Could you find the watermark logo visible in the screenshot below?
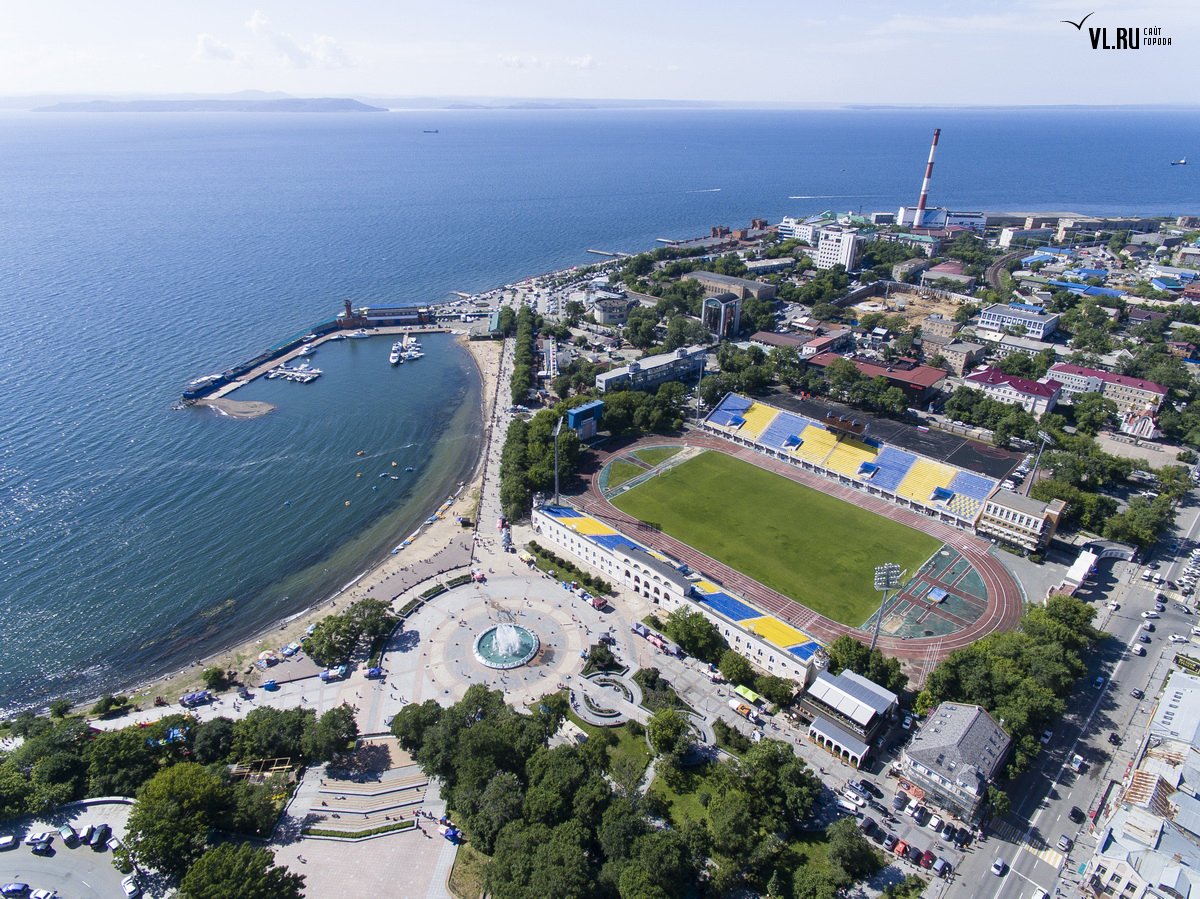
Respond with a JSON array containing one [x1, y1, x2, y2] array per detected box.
[[1060, 12, 1173, 47]]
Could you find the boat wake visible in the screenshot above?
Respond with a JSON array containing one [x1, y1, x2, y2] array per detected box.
[[685, 188, 721, 193], [788, 194, 880, 199]]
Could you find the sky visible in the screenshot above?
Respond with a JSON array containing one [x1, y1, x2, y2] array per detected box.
[[1, 0, 1195, 105]]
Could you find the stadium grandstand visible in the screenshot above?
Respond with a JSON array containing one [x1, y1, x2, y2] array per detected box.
[[703, 393, 1000, 527], [533, 505, 827, 683]]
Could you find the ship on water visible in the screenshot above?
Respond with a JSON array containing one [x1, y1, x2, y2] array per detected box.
[[389, 342, 404, 365], [1172, 157, 1187, 165]]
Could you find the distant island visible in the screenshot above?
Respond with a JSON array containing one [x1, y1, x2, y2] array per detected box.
[[33, 97, 387, 113]]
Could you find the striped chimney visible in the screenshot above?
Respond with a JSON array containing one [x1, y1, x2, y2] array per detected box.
[[914, 128, 940, 228]]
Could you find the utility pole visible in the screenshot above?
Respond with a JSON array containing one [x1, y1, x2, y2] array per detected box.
[[871, 564, 903, 652], [1027, 430, 1054, 496]]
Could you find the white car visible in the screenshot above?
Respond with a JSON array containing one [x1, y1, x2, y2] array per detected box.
[[0, 836, 14, 851], [31, 890, 58, 899], [23, 832, 51, 846], [121, 876, 141, 898], [1108, 602, 1120, 611], [991, 858, 1007, 876], [1170, 634, 1189, 643], [928, 814, 943, 832], [1142, 611, 1160, 619], [902, 714, 913, 730], [1132, 645, 1146, 656]]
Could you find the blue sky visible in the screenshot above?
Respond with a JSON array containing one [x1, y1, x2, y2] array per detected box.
[[1, 0, 1194, 104]]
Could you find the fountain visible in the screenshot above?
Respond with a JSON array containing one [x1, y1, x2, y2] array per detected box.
[[473, 622, 540, 669]]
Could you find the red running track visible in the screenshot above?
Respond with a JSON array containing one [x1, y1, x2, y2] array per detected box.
[[579, 432, 1024, 670]]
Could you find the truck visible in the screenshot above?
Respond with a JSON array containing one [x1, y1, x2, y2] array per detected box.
[[1069, 753, 1085, 773], [728, 699, 760, 723], [320, 665, 348, 682]]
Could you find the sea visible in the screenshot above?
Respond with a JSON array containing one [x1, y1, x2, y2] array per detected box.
[[1, 106, 1197, 714]]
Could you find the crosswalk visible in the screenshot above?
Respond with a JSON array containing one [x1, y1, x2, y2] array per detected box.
[[989, 819, 1066, 868]]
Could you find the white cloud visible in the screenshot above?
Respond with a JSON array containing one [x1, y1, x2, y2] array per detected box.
[[566, 54, 595, 69], [193, 33, 235, 62], [241, 11, 351, 69], [244, 11, 270, 34], [500, 54, 543, 69]]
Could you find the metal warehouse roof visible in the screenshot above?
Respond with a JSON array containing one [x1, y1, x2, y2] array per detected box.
[[805, 669, 896, 727]]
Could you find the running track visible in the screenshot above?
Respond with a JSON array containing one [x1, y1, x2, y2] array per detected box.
[[577, 432, 1024, 669]]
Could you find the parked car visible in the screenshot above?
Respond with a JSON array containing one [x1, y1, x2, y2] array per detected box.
[[1040, 729, 1053, 744], [894, 839, 909, 857], [883, 833, 898, 851], [1093, 676, 1106, 688], [892, 795, 908, 811], [1138, 634, 1152, 644], [928, 814, 943, 832], [90, 823, 110, 848], [1131, 688, 1145, 699], [1133, 645, 1146, 655], [920, 849, 937, 868], [121, 876, 141, 899], [1057, 834, 1073, 851], [1171, 634, 1189, 643], [902, 714, 913, 730], [1, 885, 29, 898], [57, 824, 76, 844], [907, 845, 923, 864], [1069, 754, 1085, 773], [22, 833, 51, 847], [30, 890, 56, 899], [859, 816, 876, 833], [931, 857, 951, 878]]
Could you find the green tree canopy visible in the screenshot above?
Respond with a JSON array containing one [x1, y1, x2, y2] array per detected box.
[[179, 843, 304, 899]]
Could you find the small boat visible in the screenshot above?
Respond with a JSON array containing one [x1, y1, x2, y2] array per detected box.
[[404, 467, 414, 472], [1172, 158, 1187, 165], [329, 332, 347, 340], [348, 328, 370, 339], [424, 129, 439, 134], [390, 475, 400, 480], [389, 342, 403, 365], [297, 343, 317, 356]]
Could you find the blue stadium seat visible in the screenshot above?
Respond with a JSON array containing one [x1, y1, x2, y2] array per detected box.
[[694, 590, 758, 621], [869, 447, 918, 492], [760, 411, 813, 449], [948, 470, 997, 501], [707, 393, 755, 428]]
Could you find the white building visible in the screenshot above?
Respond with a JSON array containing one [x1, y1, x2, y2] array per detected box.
[[1047, 363, 1168, 412], [963, 366, 1062, 416], [977, 303, 1061, 340], [778, 215, 834, 245], [594, 345, 707, 393], [532, 505, 825, 684], [815, 226, 862, 271]]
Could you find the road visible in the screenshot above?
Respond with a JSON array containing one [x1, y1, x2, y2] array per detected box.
[[951, 545, 1198, 898]]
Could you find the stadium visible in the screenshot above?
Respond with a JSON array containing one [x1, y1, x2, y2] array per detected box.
[[552, 393, 1027, 678]]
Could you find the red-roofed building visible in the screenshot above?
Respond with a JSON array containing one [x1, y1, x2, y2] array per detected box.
[[1047, 363, 1167, 412], [807, 353, 946, 404], [964, 366, 1062, 416]]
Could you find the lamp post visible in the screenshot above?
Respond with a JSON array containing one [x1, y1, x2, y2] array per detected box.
[[871, 563, 903, 652]]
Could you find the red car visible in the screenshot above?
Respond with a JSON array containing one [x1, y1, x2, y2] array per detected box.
[[921, 850, 937, 868], [894, 840, 909, 857]]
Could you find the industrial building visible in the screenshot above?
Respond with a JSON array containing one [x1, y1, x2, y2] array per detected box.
[[685, 271, 777, 301]]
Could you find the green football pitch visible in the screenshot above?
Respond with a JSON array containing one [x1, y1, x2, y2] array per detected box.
[[610, 450, 941, 627]]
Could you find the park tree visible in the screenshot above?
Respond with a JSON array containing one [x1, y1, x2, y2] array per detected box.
[[457, 770, 524, 855], [646, 708, 690, 758], [663, 314, 710, 351], [1072, 392, 1118, 436], [718, 649, 755, 687], [49, 699, 72, 718], [706, 790, 757, 857], [825, 635, 908, 694], [202, 666, 229, 692], [661, 607, 727, 663], [523, 746, 588, 827], [303, 703, 358, 762], [827, 816, 882, 881], [126, 762, 228, 879], [86, 728, 156, 797], [179, 843, 304, 899], [191, 717, 236, 765], [230, 706, 314, 762], [792, 868, 839, 899], [624, 307, 661, 349]]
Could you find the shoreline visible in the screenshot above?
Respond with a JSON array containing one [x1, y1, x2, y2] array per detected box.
[[82, 335, 504, 713]]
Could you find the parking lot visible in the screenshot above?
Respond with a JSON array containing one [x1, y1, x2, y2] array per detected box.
[[0, 804, 137, 899]]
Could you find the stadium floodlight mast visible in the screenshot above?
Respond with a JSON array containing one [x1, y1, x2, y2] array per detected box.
[[870, 563, 904, 652], [1027, 429, 1055, 496], [553, 416, 564, 506]]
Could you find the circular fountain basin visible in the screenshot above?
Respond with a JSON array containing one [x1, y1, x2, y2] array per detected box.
[[473, 623, 540, 669]]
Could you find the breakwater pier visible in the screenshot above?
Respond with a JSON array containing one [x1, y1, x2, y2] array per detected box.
[[182, 300, 457, 404]]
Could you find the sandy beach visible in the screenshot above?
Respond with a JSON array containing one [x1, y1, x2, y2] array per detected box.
[[109, 334, 505, 709]]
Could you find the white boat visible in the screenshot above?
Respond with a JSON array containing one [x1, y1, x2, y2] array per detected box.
[[348, 329, 371, 339], [297, 343, 317, 356], [389, 342, 403, 365], [404, 350, 424, 360]]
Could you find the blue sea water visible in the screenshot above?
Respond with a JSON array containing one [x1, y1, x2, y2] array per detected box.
[[1, 106, 1197, 713]]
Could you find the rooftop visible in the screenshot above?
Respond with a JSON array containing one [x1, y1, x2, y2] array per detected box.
[[1048, 363, 1167, 396], [906, 702, 1010, 792], [965, 366, 1061, 399], [805, 669, 897, 727], [987, 488, 1057, 517]]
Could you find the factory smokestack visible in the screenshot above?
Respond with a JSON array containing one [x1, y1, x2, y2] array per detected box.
[[914, 128, 940, 229]]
